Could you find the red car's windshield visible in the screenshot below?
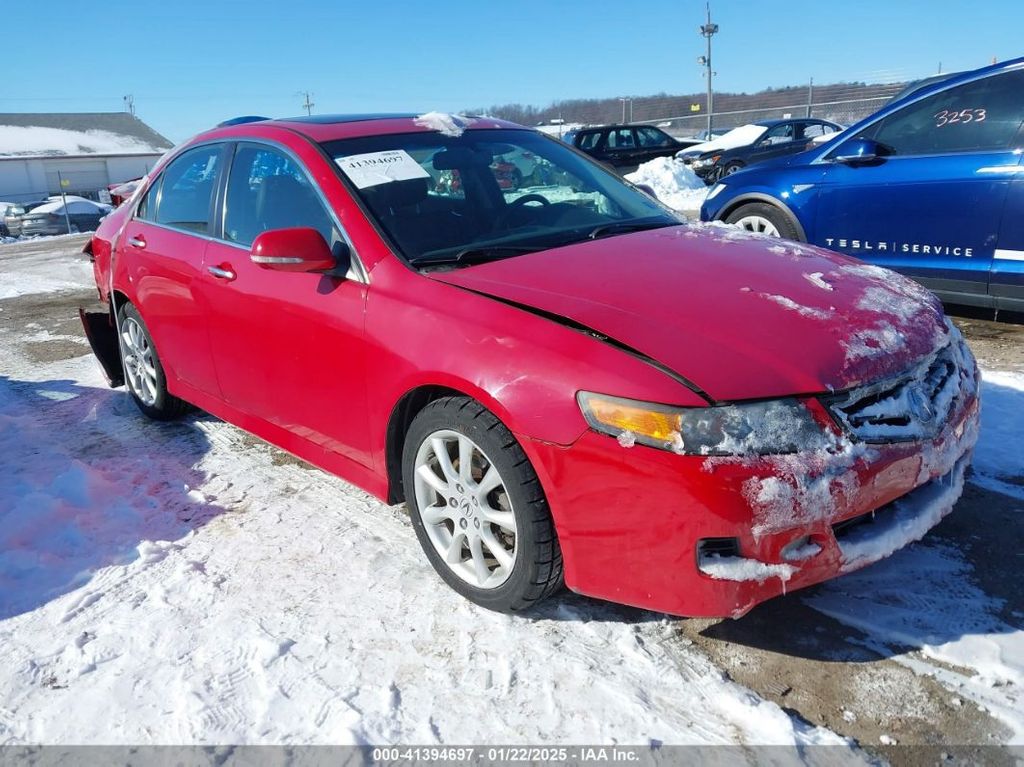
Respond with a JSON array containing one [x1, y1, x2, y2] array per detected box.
[[321, 128, 678, 267]]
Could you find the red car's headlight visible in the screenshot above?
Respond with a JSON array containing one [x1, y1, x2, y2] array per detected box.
[[577, 391, 832, 455]]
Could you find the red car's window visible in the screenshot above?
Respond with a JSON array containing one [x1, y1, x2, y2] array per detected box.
[[152, 145, 223, 234], [223, 144, 337, 248], [322, 129, 676, 267]]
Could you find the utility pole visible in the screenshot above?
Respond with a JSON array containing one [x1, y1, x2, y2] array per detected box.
[[806, 77, 814, 118], [56, 171, 73, 235], [123, 94, 135, 116], [698, 3, 719, 136], [619, 97, 627, 124], [301, 91, 315, 116]]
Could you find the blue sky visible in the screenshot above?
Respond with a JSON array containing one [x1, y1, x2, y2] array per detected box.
[[3, 0, 1020, 142]]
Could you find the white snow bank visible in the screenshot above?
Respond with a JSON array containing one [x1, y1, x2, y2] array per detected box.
[[0, 126, 165, 157], [414, 112, 476, 137], [679, 124, 768, 156], [625, 157, 709, 211], [971, 370, 1024, 499], [698, 554, 797, 584]]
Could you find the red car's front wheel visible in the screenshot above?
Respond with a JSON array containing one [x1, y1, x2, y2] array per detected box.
[[403, 396, 563, 613]]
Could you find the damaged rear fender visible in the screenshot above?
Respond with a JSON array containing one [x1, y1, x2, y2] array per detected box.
[[79, 305, 124, 388]]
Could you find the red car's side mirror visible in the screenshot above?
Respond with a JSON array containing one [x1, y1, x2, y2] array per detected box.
[[250, 227, 336, 273]]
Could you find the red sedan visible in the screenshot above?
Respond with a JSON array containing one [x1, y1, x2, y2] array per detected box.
[[81, 113, 980, 618]]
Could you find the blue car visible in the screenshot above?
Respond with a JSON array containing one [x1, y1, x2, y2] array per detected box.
[[701, 57, 1024, 313]]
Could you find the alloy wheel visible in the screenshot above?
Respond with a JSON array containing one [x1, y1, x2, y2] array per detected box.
[[120, 317, 158, 406], [733, 215, 780, 237], [413, 429, 517, 589]]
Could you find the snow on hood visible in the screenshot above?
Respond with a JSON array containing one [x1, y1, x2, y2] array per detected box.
[[624, 157, 708, 211], [0, 126, 166, 157], [677, 123, 768, 156], [414, 112, 476, 137], [432, 224, 950, 402]]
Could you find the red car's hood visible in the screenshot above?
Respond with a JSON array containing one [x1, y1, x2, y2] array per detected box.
[[431, 225, 950, 402]]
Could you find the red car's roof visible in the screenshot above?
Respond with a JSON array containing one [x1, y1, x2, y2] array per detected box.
[[226, 113, 528, 143]]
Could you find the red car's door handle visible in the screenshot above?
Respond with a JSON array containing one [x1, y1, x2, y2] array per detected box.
[[128, 235, 146, 249], [207, 264, 236, 281]]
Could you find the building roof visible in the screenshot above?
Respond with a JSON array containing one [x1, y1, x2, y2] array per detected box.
[[0, 112, 173, 159]]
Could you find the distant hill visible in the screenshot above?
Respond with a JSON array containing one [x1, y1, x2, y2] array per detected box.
[[474, 80, 909, 133]]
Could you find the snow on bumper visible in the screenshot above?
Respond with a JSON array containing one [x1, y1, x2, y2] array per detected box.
[[521, 368, 980, 619]]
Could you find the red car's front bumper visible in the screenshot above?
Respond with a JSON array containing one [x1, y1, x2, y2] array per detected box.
[[522, 392, 980, 618]]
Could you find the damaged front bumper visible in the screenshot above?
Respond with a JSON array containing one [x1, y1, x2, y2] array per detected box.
[[521, 384, 980, 619]]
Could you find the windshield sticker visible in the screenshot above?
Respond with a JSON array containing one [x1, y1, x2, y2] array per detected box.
[[335, 150, 430, 189]]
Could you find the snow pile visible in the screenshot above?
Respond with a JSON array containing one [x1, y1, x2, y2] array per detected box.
[[971, 370, 1024, 499], [698, 554, 797, 584], [624, 157, 708, 211], [414, 112, 476, 137], [0, 126, 166, 157]]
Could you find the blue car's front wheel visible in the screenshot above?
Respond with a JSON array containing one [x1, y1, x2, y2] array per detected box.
[[724, 202, 801, 241]]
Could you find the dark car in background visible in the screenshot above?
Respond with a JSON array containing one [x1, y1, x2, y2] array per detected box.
[[685, 118, 843, 182], [19, 197, 111, 236], [564, 124, 702, 173]]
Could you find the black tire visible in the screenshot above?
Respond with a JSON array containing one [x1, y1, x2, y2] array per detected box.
[[402, 396, 563, 613], [116, 302, 190, 420], [721, 161, 745, 178], [724, 201, 802, 240]]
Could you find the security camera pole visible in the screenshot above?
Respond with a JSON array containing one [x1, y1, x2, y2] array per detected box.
[[698, 3, 719, 136]]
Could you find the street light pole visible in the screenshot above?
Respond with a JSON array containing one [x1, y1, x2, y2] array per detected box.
[[699, 3, 719, 136]]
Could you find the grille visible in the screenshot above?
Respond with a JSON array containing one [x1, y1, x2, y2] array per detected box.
[[828, 342, 968, 443]]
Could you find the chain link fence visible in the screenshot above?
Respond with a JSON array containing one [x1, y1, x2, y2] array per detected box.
[[646, 95, 901, 138], [526, 81, 913, 139]]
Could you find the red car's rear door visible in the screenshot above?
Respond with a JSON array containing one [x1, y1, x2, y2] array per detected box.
[[200, 142, 374, 468], [120, 143, 227, 398]]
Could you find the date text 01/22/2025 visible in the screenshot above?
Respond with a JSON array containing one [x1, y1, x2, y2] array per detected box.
[[371, 746, 643, 762]]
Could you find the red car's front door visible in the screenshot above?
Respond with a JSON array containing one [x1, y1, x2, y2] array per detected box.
[[200, 142, 374, 469], [121, 143, 227, 398]]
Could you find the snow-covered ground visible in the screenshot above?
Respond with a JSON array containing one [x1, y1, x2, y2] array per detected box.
[[625, 158, 709, 213], [1, 237, 1021, 749], [0, 239, 850, 748], [805, 369, 1024, 742]]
